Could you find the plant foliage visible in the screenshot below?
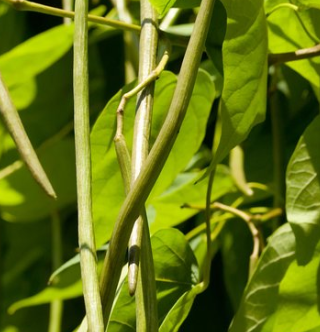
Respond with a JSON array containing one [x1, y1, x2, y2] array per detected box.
[[0, 0, 320, 331]]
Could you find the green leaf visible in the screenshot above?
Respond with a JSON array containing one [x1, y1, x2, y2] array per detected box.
[[108, 228, 199, 331], [91, 70, 214, 248], [296, 0, 320, 10], [272, 247, 320, 332], [159, 285, 201, 332], [0, 139, 77, 222], [208, 0, 268, 166], [266, 0, 320, 89], [148, 0, 176, 17], [229, 224, 296, 332], [148, 0, 200, 17], [286, 115, 320, 264], [0, 24, 74, 88]]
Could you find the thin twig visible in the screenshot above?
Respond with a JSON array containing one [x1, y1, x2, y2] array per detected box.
[[212, 202, 261, 277], [1, 0, 141, 32], [269, 44, 320, 65]]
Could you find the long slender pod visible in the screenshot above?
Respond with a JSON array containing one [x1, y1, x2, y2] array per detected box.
[[0, 72, 56, 198], [99, 0, 215, 326], [73, 0, 104, 330]]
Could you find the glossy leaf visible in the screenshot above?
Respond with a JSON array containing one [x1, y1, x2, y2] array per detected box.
[[159, 286, 201, 332], [266, 0, 320, 89], [91, 70, 214, 247], [229, 224, 296, 332], [273, 247, 320, 332], [107, 228, 199, 331], [286, 115, 320, 264], [0, 24, 74, 88], [207, 0, 268, 165]]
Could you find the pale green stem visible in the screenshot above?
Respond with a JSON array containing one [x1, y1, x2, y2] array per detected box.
[[1, 0, 141, 32], [1, 0, 191, 47], [159, 7, 181, 30], [0, 72, 56, 198], [130, 0, 159, 330], [73, 0, 103, 330], [116, 0, 139, 82], [0, 121, 73, 180], [62, 0, 72, 24], [212, 202, 260, 278], [98, 0, 215, 326], [48, 211, 63, 332], [201, 169, 215, 291], [267, 3, 299, 17], [270, 67, 285, 228], [114, 44, 169, 298], [229, 145, 253, 196]]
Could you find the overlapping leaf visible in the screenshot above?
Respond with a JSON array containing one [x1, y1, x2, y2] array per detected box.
[[229, 224, 296, 332], [91, 70, 215, 248], [108, 228, 199, 331], [266, 0, 320, 89], [207, 0, 268, 167], [272, 247, 320, 332], [0, 24, 74, 89], [286, 115, 320, 264]]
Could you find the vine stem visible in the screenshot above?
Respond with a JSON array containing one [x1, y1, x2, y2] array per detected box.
[[98, 0, 215, 326], [212, 202, 261, 277], [269, 44, 320, 65], [129, 0, 159, 330], [73, 0, 104, 330], [0, 72, 56, 198], [1, 0, 141, 32]]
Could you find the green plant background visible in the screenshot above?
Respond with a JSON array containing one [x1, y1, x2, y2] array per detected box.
[[0, 0, 320, 331]]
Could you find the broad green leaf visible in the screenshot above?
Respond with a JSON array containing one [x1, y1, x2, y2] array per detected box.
[[108, 228, 199, 330], [286, 115, 320, 264], [229, 224, 296, 332], [0, 139, 77, 222], [0, 24, 74, 88], [91, 70, 214, 247], [9, 79, 37, 110], [159, 285, 201, 332], [273, 247, 320, 332], [208, 0, 268, 167], [266, 0, 320, 89]]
